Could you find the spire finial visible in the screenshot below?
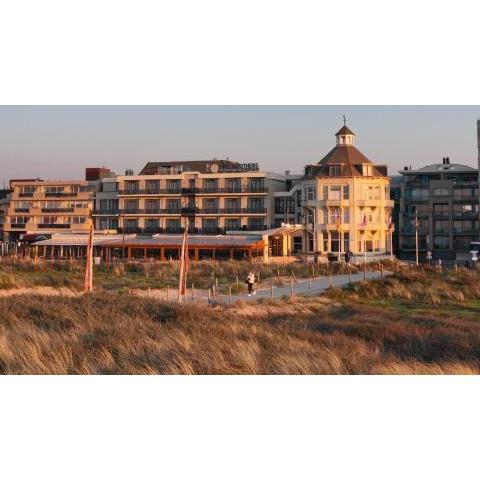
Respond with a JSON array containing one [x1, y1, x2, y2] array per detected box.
[[342, 114, 347, 126]]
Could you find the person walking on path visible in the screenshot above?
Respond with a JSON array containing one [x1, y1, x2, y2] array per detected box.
[[246, 271, 256, 296]]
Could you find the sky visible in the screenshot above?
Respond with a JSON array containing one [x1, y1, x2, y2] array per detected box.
[[0, 105, 479, 186]]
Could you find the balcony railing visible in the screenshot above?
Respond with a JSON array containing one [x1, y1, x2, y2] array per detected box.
[[44, 192, 79, 198], [14, 208, 30, 213], [41, 208, 75, 213], [93, 209, 120, 215], [118, 189, 181, 195], [37, 223, 71, 229], [18, 193, 34, 198], [10, 223, 26, 229], [117, 187, 268, 195]]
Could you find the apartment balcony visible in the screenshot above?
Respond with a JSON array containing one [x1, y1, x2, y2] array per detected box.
[[37, 223, 71, 229], [44, 192, 79, 198], [18, 193, 34, 198], [14, 208, 30, 213], [41, 208, 75, 213], [118, 189, 182, 195], [453, 229, 479, 235], [181, 207, 198, 215], [9, 223, 26, 229], [453, 212, 479, 219], [433, 212, 450, 219], [93, 209, 120, 215]]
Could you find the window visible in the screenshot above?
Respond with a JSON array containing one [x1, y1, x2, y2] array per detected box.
[[248, 178, 265, 192], [145, 180, 159, 192], [286, 197, 296, 214], [247, 218, 264, 230], [124, 200, 138, 212], [42, 216, 58, 224], [453, 204, 477, 214], [434, 236, 449, 249], [453, 220, 478, 232], [362, 165, 372, 176], [10, 216, 29, 225], [166, 199, 180, 212], [275, 197, 285, 214], [203, 179, 218, 192], [329, 165, 341, 176], [203, 198, 218, 212], [432, 187, 449, 196], [328, 208, 341, 224], [411, 188, 429, 200], [343, 185, 349, 200], [322, 186, 328, 200], [248, 197, 265, 212], [225, 178, 241, 192], [166, 179, 180, 192], [225, 198, 241, 213], [19, 185, 36, 195], [44, 186, 65, 194], [307, 186, 316, 200], [124, 181, 139, 192], [225, 218, 241, 231], [202, 218, 218, 233], [434, 220, 449, 232], [329, 186, 342, 200], [166, 219, 181, 232], [343, 209, 350, 223], [68, 216, 87, 224]]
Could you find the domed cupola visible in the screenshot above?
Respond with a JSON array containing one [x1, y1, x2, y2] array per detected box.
[[335, 118, 355, 146]]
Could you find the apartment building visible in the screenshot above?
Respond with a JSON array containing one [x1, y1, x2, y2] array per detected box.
[[398, 158, 480, 262], [273, 125, 393, 256], [93, 159, 287, 235], [1, 178, 96, 242]]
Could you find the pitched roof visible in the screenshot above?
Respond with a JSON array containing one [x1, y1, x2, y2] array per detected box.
[[335, 125, 355, 136], [307, 144, 386, 178]]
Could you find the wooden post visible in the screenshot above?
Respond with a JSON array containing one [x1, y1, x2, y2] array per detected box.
[[290, 278, 293, 297], [208, 288, 211, 303], [84, 224, 94, 294], [166, 284, 170, 301], [236, 275, 239, 287], [349, 266, 352, 283], [309, 276, 312, 289], [229, 285, 232, 304], [380, 264, 384, 277], [271, 283, 274, 298], [329, 274, 333, 287], [191, 281, 194, 300]]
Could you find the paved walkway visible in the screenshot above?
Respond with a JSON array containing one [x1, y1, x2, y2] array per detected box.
[[207, 270, 391, 304]]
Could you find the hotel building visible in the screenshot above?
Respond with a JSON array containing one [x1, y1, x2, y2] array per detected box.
[[398, 159, 480, 262], [1, 178, 96, 242], [275, 125, 393, 255], [93, 159, 287, 235]]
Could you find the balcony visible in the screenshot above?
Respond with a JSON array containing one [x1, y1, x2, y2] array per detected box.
[[38, 223, 71, 229], [118, 189, 181, 195], [41, 208, 75, 213], [18, 193, 34, 198], [242, 207, 267, 214], [93, 209, 120, 215], [181, 207, 198, 215], [44, 192, 79, 198], [14, 208, 30, 213], [433, 212, 450, 219], [10, 223, 26, 229]]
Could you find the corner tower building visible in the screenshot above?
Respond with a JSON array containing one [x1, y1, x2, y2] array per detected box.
[[302, 124, 393, 256]]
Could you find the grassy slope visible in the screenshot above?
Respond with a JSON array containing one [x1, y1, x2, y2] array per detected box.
[[1, 267, 479, 374], [0, 258, 390, 292]]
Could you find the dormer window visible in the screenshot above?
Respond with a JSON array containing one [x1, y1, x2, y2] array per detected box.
[[362, 164, 372, 176], [329, 165, 342, 176]]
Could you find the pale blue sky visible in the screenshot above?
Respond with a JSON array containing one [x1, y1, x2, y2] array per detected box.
[[0, 106, 478, 186]]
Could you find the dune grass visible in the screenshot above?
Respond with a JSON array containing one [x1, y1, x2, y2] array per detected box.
[[0, 266, 479, 374], [0, 256, 390, 292]]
